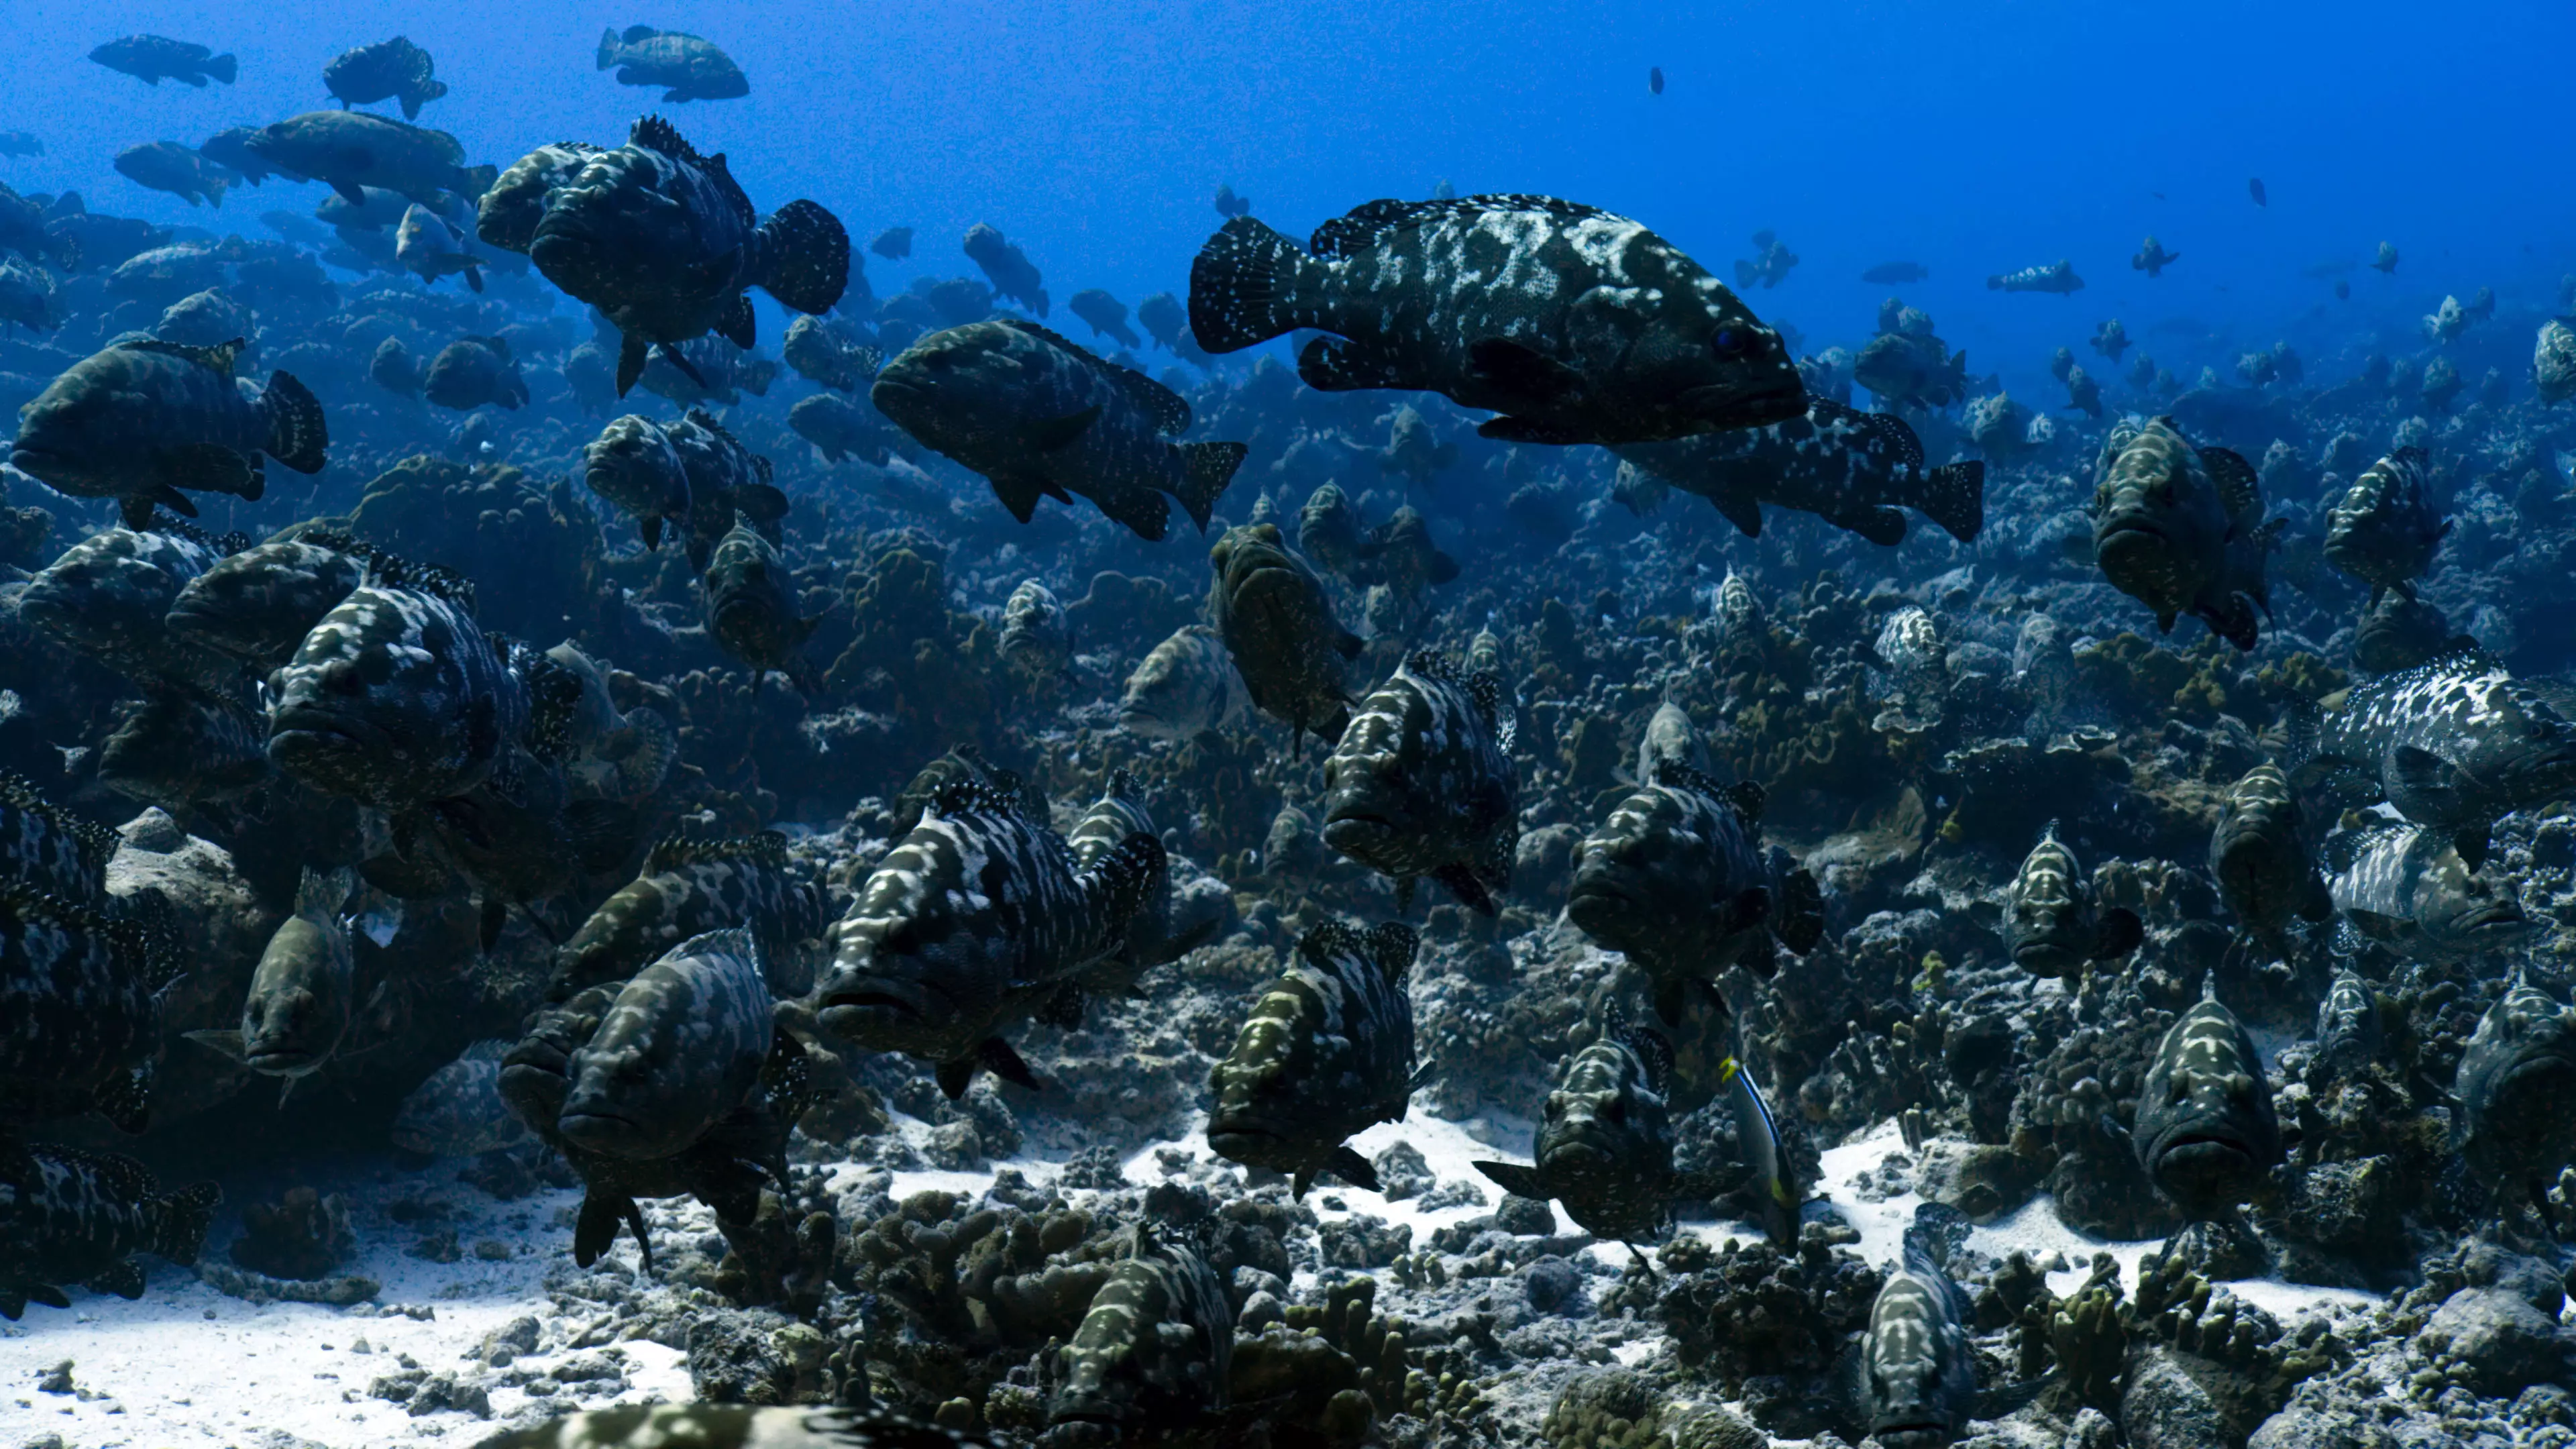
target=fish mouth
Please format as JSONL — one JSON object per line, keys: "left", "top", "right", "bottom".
{"left": 1685, "top": 376, "right": 1807, "bottom": 430}
{"left": 2010, "top": 940, "right": 2081, "bottom": 976}
{"left": 245, "top": 1044, "right": 323, "bottom": 1075}
{"left": 1872, "top": 1419, "right": 1957, "bottom": 1449}
{"left": 2449, "top": 903, "right": 2530, "bottom": 934}
{"left": 267, "top": 704, "right": 388, "bottom": 757}
{"left": 813, "top": 978, "right": 938, "bottom": 1045}
{"left": 1205, "top": 1118, "right": 1297, "bottom": 1169}
{"left": 1320, "top": 806, "right": 1399, "bottom": 855}
{"left": 555, "top": 1105, "right": 654, "bottom": 1154}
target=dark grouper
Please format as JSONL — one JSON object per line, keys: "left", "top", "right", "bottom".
{"left": 1191, "top": 195, "right": 1804, "bottom": 444}
{"left": 1613, "top": 398, "right": 1985, "bottom": 546}
{"left": 809, "top": 768, "right": 1163, "bottom": 1098}
{"left": 494, "top": 116, "right": 847, "bottom": 395}
{"left": 1, "top": 879, "right": 177, "bottom": 1132}
{"left": 1566, "top": 761, "right": 1823, "bottom": 1022}
{"left": 2131, "top": 987, "right": 2282, "bottom": 1219}
{"left": 264, "top": 561, "right": 527, "bottom": 811}
{"left": 1849, "top": 1228, "right": 1980, "bottom": 1449}
{"left": 1208, "top": 523, "right": 1363, "bottom": 755}
{"left": 1049, "top": 1224, "right": 1234, "bottom": 1442}
{"left": 500, "top": 932, "right": 814, "bottom": 1269}
{"left": 0, "top": 1144, "right": 217, "bottom": 1320}
{"left": 2453, "top": 980, "right": 2576, "bottom": 1208}
{"left": 1473, "top": 1012, "right": 1677, "bottom": 1245}
{"left": 871, "top": 319, "right": 1247, "bottom": 541}
{"left": 11, "top": 337, "right": 326, "bottom": 528}
{"left": 164, "top": 533, "right": 370, "bottom": 670}
{"left": 2090, "top": 415, "right": 2279, "bottom": 651}
{"left": 1321, "top": 649, "right": 1519, "bottom": 914}
{"left": 1206, "top": 919, "right": 1417, "bottom": 1197}
{"left": 548, "top": 832, "right": 824, "bottom": 1003}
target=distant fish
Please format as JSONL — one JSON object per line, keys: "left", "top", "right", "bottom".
{"left": 2322, "top": 445, "right": 2449, "bottom": 604}
{"left": 594, "top": 25, "right": 747, "bottom": 102}
{"left": 2247, "top": 176, "right": 2267, "bottom": 207}
{"left": 1988, "top": 258, "right": 2083, "bottom": 294}
{"left": 325, "top": 36, "right": 447, "bottom": 119}
{"left": 1213, "top": 184, "right": 1250, "bottom": 219}
{"left": 1613, "top": 397, "right": 1984, "bottom": 547}
{"left": 2132, "top": 235, "right": 2180, "bottom": 278}
{"left": 114, "top": 143, "right": 226, "bottom": 208}
{"left": 1117, "top": 625, "right": 1251, "bottom": 741}
{"left": 90, "top": 35, "right": 235, "bottom": 87}
{"left": 2000, "top": 822, "right": 2142, "bottom": 977}
{"left": 2370, "top": 241, "right": 2400, "bottom": 274}
{"left": 961, "top": 223, "right": 1049, "bottom": 316}
{"left": 1068, "top": 288, "right": 1142, "bottom": 350}
{"left": 869, "top": 225, "right": 912, "bottom": 260}
{"left": 1648, "top": 66, "right": 1665, "bottom": 95}
{"left": 0, "top": 133, "right": 42, "bottom": 159}
{"left": 391, "top": 1041, "right": 532, "bottom": 1157}
{"left": 1861, "top": 260, "right": 1928, "bottom": 284}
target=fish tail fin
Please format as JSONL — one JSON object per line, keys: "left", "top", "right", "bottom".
{"left": 262, "top": 370, "right": 329, "bottom": 474}
{"left": 757, "top": 199, "right": 850, "bottom": 315}
{"left": 1921, "top": 460, "right": 1986, "bottom": 541}
{"left": 296, "top": 864, "right": 356, "bottom": 920}
{"left": 205, "top": 173, "right": 226, "bottom": 208}
{"left": 596, "top": 28, "right": 622, "bottom": 68}
{"left": 206, "top": 54, "right": 237, "bottom": 85}
{"left": 1189, "top": 216, "right": 1326, "bottom": 352}
{"left": 152, "top": 1181, "right": 221, "bottom": 1265}
{"left": 1173, "top": 441, "right": 1246, "bottom": 533}
{"left": 1772, "top": 865, "right": 1825, "bottom": 954}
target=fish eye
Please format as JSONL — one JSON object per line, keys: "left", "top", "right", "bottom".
{"left": 1712, "top": 328, "right": 1748, "bottom": 358}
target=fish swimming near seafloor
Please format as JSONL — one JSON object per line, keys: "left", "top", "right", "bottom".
{"left": 11, "top": 337, "right": 326, "bottom": 529}
{"left": 2000, "top": 822, "right": 2143, "bottom": 977}
{"left": 2323, "top": 446, "right": 2448, "bottom": 605}
{"left": 0, "top": 1142, "right": 217, "bottom": 1320}
{"left": 1046, "top": 1224, "right": 1234, "bottom": 1438}
{"left": 1208, "top": 523, "right": 1364, "bottom": 755}
{"left": 1613, "top": 397, "right": 1983, "bottom": 546}
{"left": 2453, "top": 980, "right": 2576, "bottom": 1209}
{"left": 1320, "top": 649, "right": 1519, "bottom": 914}
{"left": 2090, "top": 415, "right": 2280, "bottom": 651}
{"left": 2129, "top": 986, "right": 2282, "bottom": 1219}
{"left": 1206, "top": 918, "right": 1419, "bottom": 1197}
{"left": 1190, "top": 193, "right": 1805, "bottom": 445}
{"left": 1474, "top": 1009, "right": 1678, "bottom": 1245}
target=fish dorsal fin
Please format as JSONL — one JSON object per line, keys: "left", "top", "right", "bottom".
{"left": 629, "top": 115, "right": 702, "bottom": 164}
{"left": 1309, "top": 194, "right": 1610, "bottom": 260}
{"left": 645, "top": 828, "right": 788, "bottom": 874}
{"left": 1365, "top": 921, "right": 1419, "bottom": 983}
{"left": 460, "top": 1038, "right": 513, "bottom": 1063}
{"left": 2392, "top": 445, "right": 2430, "bottom": 471}
{"left": 1617, "top": 1005, "right": 1673, "bottom": 1093}
{"left": 700, "top": 150, "right": 755, "bottom": 226}
{"left": 118, "top": 335, "right": 240, "bottom": 379}
{"left": 0, "top": 772, "right": 117, "bottom": 858}
{"left": 1650, "top": 758, "right": 1725, "bottom": 800}
{"left": 928, "top": 774, "right": 1026, "bottom": 822}
{"left": 2202, "top": 445, "right": 2261, "bottom": 522}
{"left": 364, "top": 551, "right": 476, "bottom": 612}
{"left": 621, "top": 23, "right": 659, "bottom": 42}
{"left": 999, "top": 317, "right": 1191, "bottom": 433}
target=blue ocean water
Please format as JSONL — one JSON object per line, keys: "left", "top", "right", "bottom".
{"left": 14, "top": 0, "right": 2572, "bottom": 396}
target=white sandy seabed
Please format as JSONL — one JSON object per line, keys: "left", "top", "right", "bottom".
{"left": 0, "top": 1101, "right": 2383, "bottom": 1449}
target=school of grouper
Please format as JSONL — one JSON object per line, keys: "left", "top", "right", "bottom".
{"left": 3, "top": 23, "right": 2576, "bottom": 1449}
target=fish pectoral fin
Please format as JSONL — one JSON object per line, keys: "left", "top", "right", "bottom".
{"left": 614, "top": 333, "right": 649, "bottom": 396}
{"left": 1473, "top": 1160, "right": 1547, "bottom": 1200}
{"left": 87, "top": 1260, "right": 146, "bottom": 1301}
{"left": 639, "top": 515, "right": 663, "bottom": 551}
{"left": 654, "top": 343, "right": 709, "bottom": 388}
{"left": 1476, "top": 414, "right": 1589, "bottom": 445}
{"left": 1704, "top": 488, "right": 1764, "bottom": 538}
{"left": 1431, "top": 862, "right": 1499, "bottom": 916}
{"left": 572, "top": 1191, "right": 626, "bottom": 1268}
{"left": 714, "top": 291, "right": 756, "bottom": 350}
{"left": 1466, "top": 337, "right": 1585, "bottom": 401}
{"left": 1326, "top": 1145, "right": 1382, "bottom": 1193}
{"left": 2451, "top": 824, "right": 2493, "bottom": 871}
{"left": 1025, "top": 405, "right": 1102, "bottom": 453}
{"left": 329, "top": 179, "right": 368, "bottom": 206}
{"left": 987, "top": 470, "right": 1059, "bottom": 524}
{"left": 2092, "top": 907, "right": 2145, "bottom": 960}
{"left": 183, "top": 1028, "right": 250, "bottom": 1062}
{"left": 477, "top": 894, "right": 508, "bottom": 953}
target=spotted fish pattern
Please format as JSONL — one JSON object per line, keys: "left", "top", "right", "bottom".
{"left": 19, "top": 524, "right": 239, "bottom": 695}
{"left": 2323, "top": 445, "right": 2449, "bottom": 605}
{"left": 477, "top": 1404, "right": 994, "bottom": 1448}
{"left": 0, "top": 773, "right": 117, "bottom": 904}
{"left": 2453, "top": 981, "right": 2576, "bottom": 1203}
{"left": 1189, "top": 195, "right": 1804, "bottom": 445}
{"left": 1207, "top": 523, "right": 1362, "bottom": 755}
{"left": 1566, "top": 760, "right": 1822, "bottom": 1022}
{"left": 1049, "top": 1224, "right": 1233, "bottom": 1437}
{"left": 1614, "top": 398, "right": 1984, "bottom": 546}
{"left": 870, "top": 319, "right": 1245, "bottom": 541}
{"left": 264, "top": 564, "right": 528, "bottom": 809}
{"left": 1473, "top": 1014, "right": 1676, "bottom": 1244}
{"left": 2323, "top": 820, "right": 2536, "bottom": 962}
{"left": 2131, "top": 991, "right": 2282, "bottom": 1219}
{"left": 0, "top": 1142, "right": 217, "bottom": 1321}
{"left": 549, "top": 832, "right": 824, "bottom": 1002}
{"left": 492, "top": 115, "right": 847, "bottom": 396}
{"left": 9, "top": 336, "right": 326, "bottom": 529}
{"left": 390, "top": 1040, "right": 533, "bottom": 1157}
{"left": 1320, "top": 649, "right": 1519, "bottom": 914}
{"left": 1854, "top": 1238, "right": 1980, "bottom": 1449}
{"left": 163, "top": 533, "right": 370, "bottom": 669}
{"left": 1999, "top": 822, "right": 2142, "bottom": 978}
{"left": 702, "top": 516, "right": 825, "bottom": 694}
{"left": 1117, "top": 624, "right": 1251, "bottom": 742}
{"left": 810, "top": 770, "right": 1163, "bottom": 1098}
{"left": 999, "top": 579, "right": 1071, "bottom": 677}
{"left": 1206, "top": 918, "right": 1417, "bottom": 1198}
{"left": 2091, "top": 415, "right": 2277, "bottom": 651}
{"left": 1, "top": 879, "right": 176, "bottom": 1132}
{"left": 2316, "top": 969, "right": 2381, "bottom": 1079}
{"left": 2208, "top": 763, "right": 2330, "bottom": 949}
{"left": 2286, "top": 644, "right": 2576, "bottom": 862}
